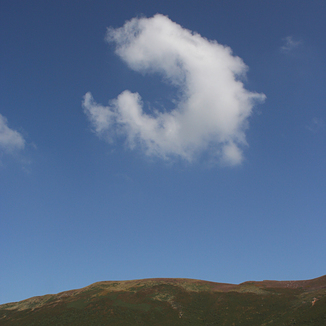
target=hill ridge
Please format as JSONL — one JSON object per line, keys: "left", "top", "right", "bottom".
{"left": 2, "top": 274, "right": 325, "bottom": 307}
{"left": 1, "top": 275, "right": 325, "bottom": 326}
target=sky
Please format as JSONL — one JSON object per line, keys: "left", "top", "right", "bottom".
{"left": 0, "top": 0, "right": 325, "bottom": 304}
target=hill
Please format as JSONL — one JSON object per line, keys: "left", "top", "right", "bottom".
{"left": 1, "top": 275, "right": 325, "bottom": 325}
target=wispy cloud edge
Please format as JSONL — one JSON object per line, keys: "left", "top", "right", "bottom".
{"left": 0, "top": 113, "right": 25, "bottom": 153}
{"left": 281, "top": 36, "right": 302, "bottom": 53}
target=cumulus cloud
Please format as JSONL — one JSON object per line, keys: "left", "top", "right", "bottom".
{"left": 281, "top": 36, "right": 301, "bottom": 53}
{"left": 0, "top": 113, "right": 25, "bottom": 153}
{"left": 83, "top": 14, "right": 265, "bottom": 165}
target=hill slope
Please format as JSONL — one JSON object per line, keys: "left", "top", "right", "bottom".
{"left": 1, "top": 275, "right": 325, "bottom": 325}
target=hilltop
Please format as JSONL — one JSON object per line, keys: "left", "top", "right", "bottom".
{"left": 1, "top": 275, "right": 325, "bottom": 325}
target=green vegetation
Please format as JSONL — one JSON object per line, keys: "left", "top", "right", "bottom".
{"left": 1, "top": 276, "right": 325, "bottom": 325}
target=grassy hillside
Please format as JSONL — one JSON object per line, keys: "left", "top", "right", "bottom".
{"left": 1, "top": 275, "right": 325, "bottom": 325}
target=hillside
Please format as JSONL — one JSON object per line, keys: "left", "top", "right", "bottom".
{"left": 1, "top": 275, "right": 325, "bottom": 325}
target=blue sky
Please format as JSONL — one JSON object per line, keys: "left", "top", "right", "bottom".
{"left": 1, "top": 0, "right": 325, "bottom": 304}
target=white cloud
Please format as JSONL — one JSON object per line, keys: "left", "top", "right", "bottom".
{"left": 306, "top": 117, "right": 325, "bottom": 133}
{"left": 83, "top": 14, "right": 265, "bottom": 165}
{"left": 281, "top": 36, "right": 301, "bottom": 53}
{"left": 0, "top": 113, "right": 25, "bottom": 153}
